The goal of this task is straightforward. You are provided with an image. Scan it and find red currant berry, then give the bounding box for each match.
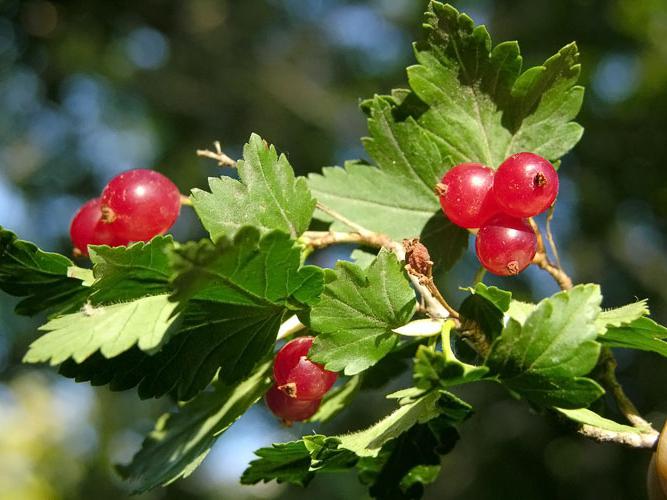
[437,163,500,228]
[273,336,337,401]
[265,385,321,424]
[100,169,181,241]
[70,198,128,257]
[493,152,559,217]
[475,214,537,276]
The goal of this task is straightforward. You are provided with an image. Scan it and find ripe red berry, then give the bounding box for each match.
[265,385,321,424]
[70,198,128,257]
[437,163,500,229]
[475,214,537,276]
[100,169,181,242]
[273,336,337,401]
[493,152,559,218]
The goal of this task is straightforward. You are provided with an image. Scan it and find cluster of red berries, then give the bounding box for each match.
[69,169,182,256]
[437,152,559,276]
[265,336,338,424]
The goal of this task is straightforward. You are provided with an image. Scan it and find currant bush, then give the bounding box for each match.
[273,336,337,400]
[437,162,499,228]
[100,169,181,241]
[69,198,128,257]
[493,152,559,218]
[475,214,537,276]
[265,385,321,423]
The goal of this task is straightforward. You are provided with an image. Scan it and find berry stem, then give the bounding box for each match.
[528,218,573,290]
[180,195,193,207]
[545,206,562,269]
[197,141,237,167]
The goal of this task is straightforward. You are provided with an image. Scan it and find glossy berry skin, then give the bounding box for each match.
[100,169,181,241]
[273,336,337,401]
[475,214,537,276]
[265,385,321,424]
[438,163,499,228]
[493,152,559,217]
[70,198,128,257]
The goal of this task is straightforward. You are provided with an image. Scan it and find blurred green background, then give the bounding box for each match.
[1,0,666,499]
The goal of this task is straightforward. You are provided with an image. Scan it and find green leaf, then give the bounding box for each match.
[241,441,314,487]
[242,389,470,492]
[24,294,181,365]
[170,227,323,309]
[309,250,417,375]
[308,3,582,270]
[0,227,90,315]
[119,360,272,493]
[556,407,642,434]
[596,300,649,331]
[58,229,325,401]
[460,283,511,341]
[88,236,174,303]
[191,133,315,240]
[309,375,363,423]
[358,416,460,500]
[486,284,605,409]
[599,317,667,358]
[337,390,454,458]
[413,323,489,390]
[414,2,583,165]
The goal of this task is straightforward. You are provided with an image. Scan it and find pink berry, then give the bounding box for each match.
[100,169,181,242]
[475,214,537,276]
[265,385,321,424]
[437,163,500,228]
[273,336,338,401]
[70,198,128,257]
[493,152,559,218]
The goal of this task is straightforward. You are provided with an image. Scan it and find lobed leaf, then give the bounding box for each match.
[0,227,90,315]
[191,133,316,240]
[599,317,667,358]
[486,284,604,408]
[309,249,417,375]
[119,360,272,493]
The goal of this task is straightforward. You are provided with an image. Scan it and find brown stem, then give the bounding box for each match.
[197,141,237,167]
[599,347,655,431]
[545,206,562,269]
[301,230,389,250]
[532,251,573,290]
[577,425,658,449]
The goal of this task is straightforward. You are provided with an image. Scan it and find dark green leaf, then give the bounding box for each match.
[309,250,417,375]
[358,416,460,500]
[599,317,667,358]
[191,133,315,240]
[88,236,174,303]
[119,360,272,493]
[309,3,582,269]
[241,441,314,487]
[0,227,89,315]
[486,284,604,408]
[56,229,324,400]
[460,283,511,341]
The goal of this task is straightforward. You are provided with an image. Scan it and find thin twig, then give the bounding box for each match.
[528,217,573,290]
[197,141,237,167]
[532,251,573,290]
[315,202,372,236]
[472,265,487,286]
[301,230,389,250]
[545,206,562,269]
[577,424,658,449]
